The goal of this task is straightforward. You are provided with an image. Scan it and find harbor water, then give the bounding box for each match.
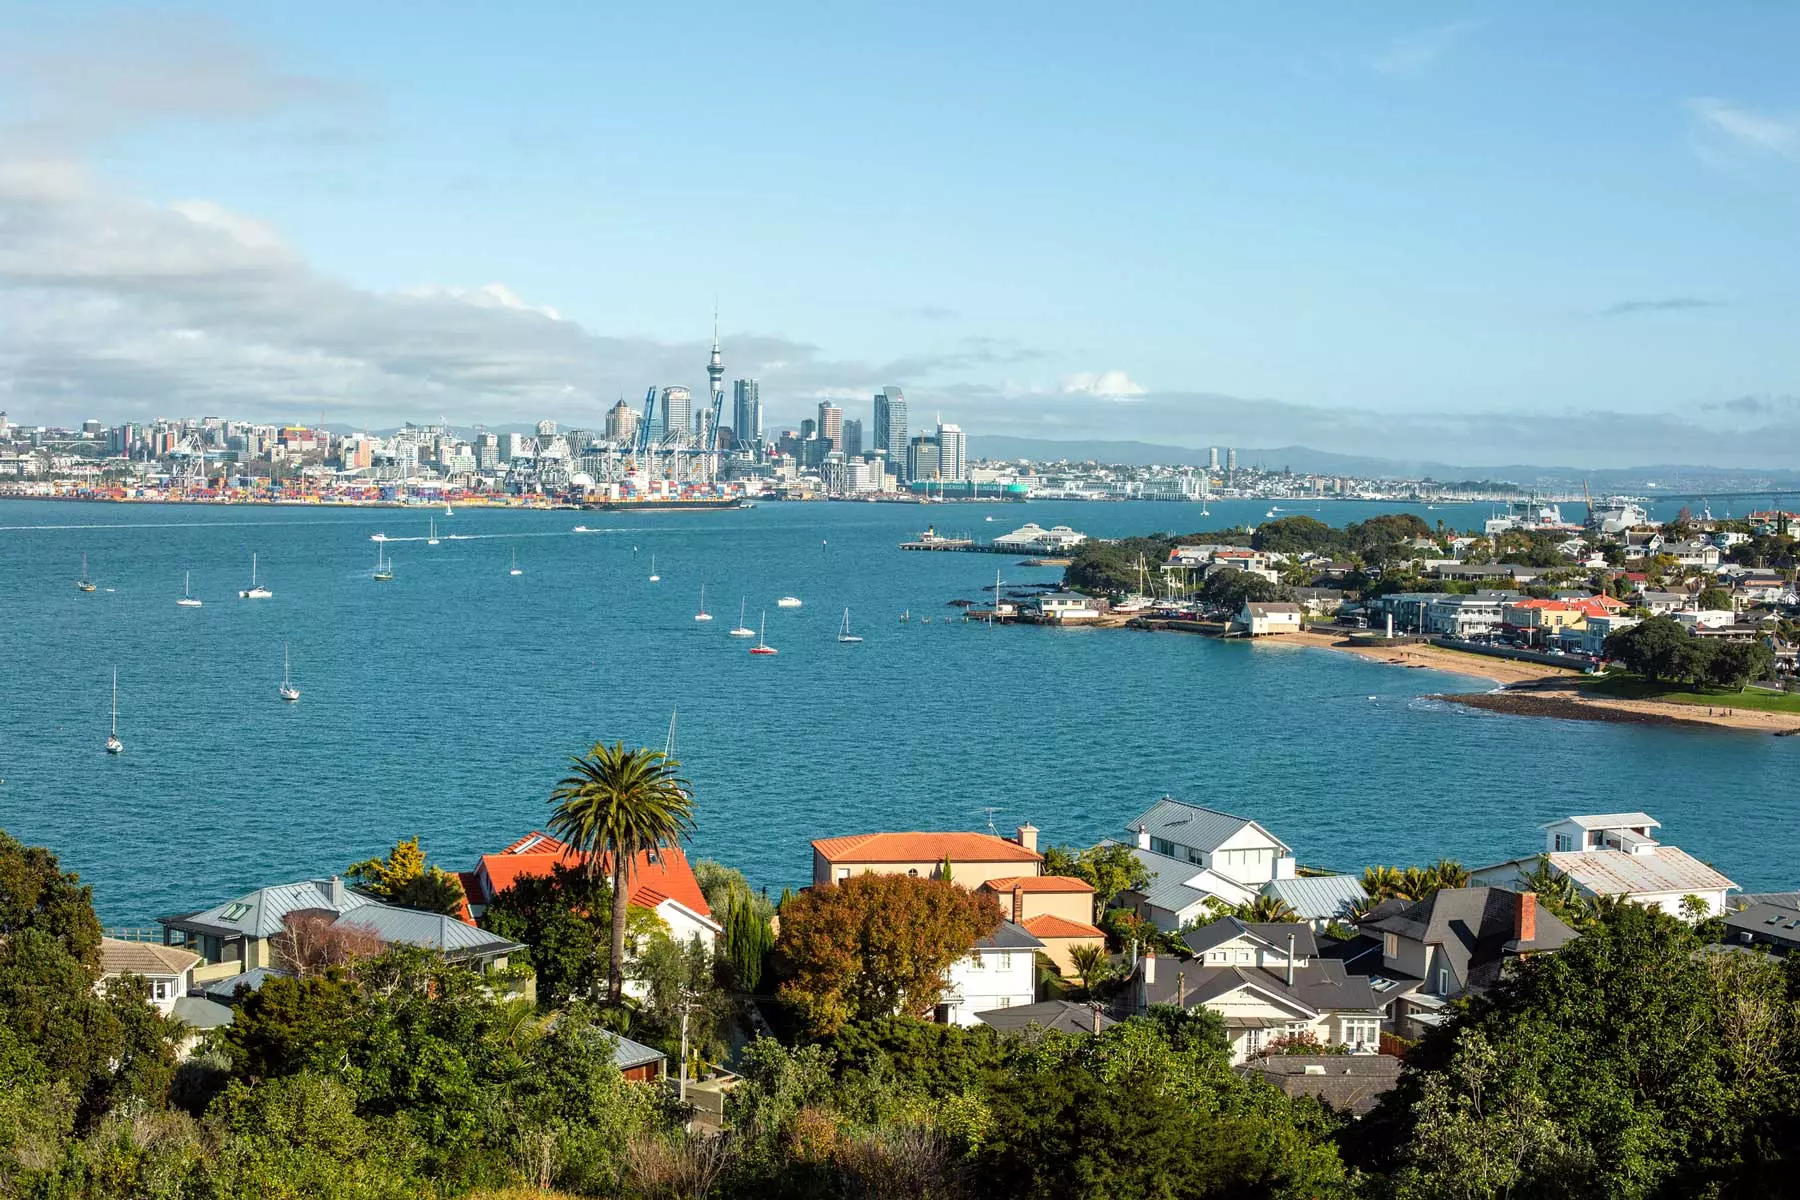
[1,497,1792,923]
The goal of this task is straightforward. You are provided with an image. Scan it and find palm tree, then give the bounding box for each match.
[1068,943,1109,999]
[1397,866,1436,903]
[1235,894,1299,923]
[1518,855,1583,923]
[1429,859,1470,891]
[1361,865,1408,902]
[549,742,697,1005]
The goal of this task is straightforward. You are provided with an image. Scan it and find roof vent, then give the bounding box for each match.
[1303,1065,1327,1075]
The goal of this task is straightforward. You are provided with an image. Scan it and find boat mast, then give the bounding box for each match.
[110,667,117,737]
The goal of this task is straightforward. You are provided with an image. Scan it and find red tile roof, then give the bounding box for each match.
[1019,914,1105,940]
[474,834,711,918]
[812,831,1043,865]
[980,875,1094,894]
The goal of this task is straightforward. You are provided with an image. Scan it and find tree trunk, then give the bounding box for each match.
[609,853,630,1005]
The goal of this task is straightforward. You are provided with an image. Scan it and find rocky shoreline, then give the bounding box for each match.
[1437,690,1718,729]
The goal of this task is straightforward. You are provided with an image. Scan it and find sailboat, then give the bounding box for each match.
[427,518,440,546]
[648,555,659,583]
[177,571,202,607]
[728,597,755,637]
[279,642,301,702]
[749,610,778,655]
[509,548,522,576]
[76,554,97,592]
[694,583,713,622]
[837,608,863,643]
[444,500,453,516]
[239,553,272,599]
[105,668,123,754]
[372,541,394,582]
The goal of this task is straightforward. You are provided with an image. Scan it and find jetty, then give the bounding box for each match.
[899,523,1088,555]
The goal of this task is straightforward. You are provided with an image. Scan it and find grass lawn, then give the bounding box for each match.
[1582,673,1800,713]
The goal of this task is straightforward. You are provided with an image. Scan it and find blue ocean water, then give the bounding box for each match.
[1,496,1792,923]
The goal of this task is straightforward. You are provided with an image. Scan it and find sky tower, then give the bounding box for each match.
[706,309,725,432]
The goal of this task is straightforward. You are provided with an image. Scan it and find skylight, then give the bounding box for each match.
[219,902,252,920]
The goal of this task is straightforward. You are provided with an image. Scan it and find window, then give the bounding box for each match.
[1383,933,1398,959]
[906,868,919,877]
[1236,950,1251,963]
[997,996,1011,1008]
[1151,837,1176,857]
[220,902,252,921]
[1436,968,1451,995]
[835,867,849,881]
[151,979,173,1001]
[1554,834,1573,852]
[1342,1018,1380,1048]
[996,952,1013,971]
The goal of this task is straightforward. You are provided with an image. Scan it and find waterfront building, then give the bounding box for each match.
[1127,798,1297,887]
[817,402,843,453]
[732,379,761,447]
[842,417,863,458]
[605,399,641,444]
[1234,601,1303,636]
[1259,874,1369,931]
[992,523,1088,553]
[936,422,966,481]
[99,938,201,1018]
[810,826,1042,888]
[1470,814,1739,920]
[660,387,692,442]
[874,387,908,473]
[906,436,940,482]
[1226,447,1238,476]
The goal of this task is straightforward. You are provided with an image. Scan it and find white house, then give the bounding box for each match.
[1666,540,1722,571]
[1425,594,1510,638]
[1470,813,1738,919]
[1135,919,1384,1064]
[1235,601,1303,636]
[1030,593,1100,623]
[1127,797,1297,887]
[1110,839,1259,931]
[939,921,1042,1025]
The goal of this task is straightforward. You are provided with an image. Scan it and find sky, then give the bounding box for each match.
[2,2,1799,466]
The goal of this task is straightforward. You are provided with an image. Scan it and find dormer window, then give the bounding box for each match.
[1554,834,1573,852]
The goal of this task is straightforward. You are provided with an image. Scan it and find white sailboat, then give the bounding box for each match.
[776,595,802,608]
[694,583,713,622]
[729,597,755,638]
[444,500,453,516]
[279,642,301,702]
[648,555,659,583]
[177,571,203,607]
[427,518,440,546]
[105,667,123,755]
[749,610,778,655]
[509,547,522,576]
[77,553,97,592]
[239,553,272,599]
[373,541,394,582]
[837,608,863,643]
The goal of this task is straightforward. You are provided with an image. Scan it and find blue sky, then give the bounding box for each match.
[3,2,1799,465]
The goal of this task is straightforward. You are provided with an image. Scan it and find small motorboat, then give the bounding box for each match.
[777,596,802,608]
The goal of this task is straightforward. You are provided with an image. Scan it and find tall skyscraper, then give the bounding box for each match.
[906,436,940,483]
[660,386,692,443]
[936,422,966,482]
[873,387,908,469]
[1208,446,1220,471]
[842,418,863,458]
[702,314,724,449]
[1226,447,1237,475]
[732,379,761,447]
[605,399,641,444]
[817,402,843,453]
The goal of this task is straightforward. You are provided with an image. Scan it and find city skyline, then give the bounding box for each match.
[4,5,1800,466]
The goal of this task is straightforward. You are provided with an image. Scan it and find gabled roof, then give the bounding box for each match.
[473,836,713,918]
[171,995,235,1030]
[1019,913,1105,940]
[609,1032,667,1072]
[1360,887,1577,992]
[99,938,200,978]
[1146,957,1380,1017]
[1263,875,1369,922]
[980,875,1093,894]
[975,920,1045,952]
[1183,916,1320,959]
[811,831,1041,866]
[1723,903,1800,945]
[1545,813,1660,832]
[1105,841,1257,914]
[977,1000,1116,1036]
[161,878,378,939]
[1127,798,1291,856]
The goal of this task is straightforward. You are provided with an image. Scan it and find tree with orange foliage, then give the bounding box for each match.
[775,873,1002,1036]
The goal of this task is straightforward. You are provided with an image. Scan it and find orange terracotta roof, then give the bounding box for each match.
[1019,914,1106,940]
[474,839,712,919]
[980,875,1094,894]
[812,831,1042,865]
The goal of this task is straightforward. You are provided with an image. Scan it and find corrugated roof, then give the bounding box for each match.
[980,875,1093,894]
[1105,841,1255,915]
[163,879,378,939]
[610,1032,666,1072]
[1019,914,1104,940]
[811,831,1041,866]
[337,905,518,956]
[1263,875,1368,921]
[1549,846,1736,896]
[1546,813,1660,832]
[99,938,199,977]
[198,967,278,1003]
[1126,798,1291,856]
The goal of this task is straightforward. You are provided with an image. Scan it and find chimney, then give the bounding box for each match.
[1136,823,1151,851]
[1011,884,1025,924]
[1143,948,1156,986]
[328,875,345,908]
[1516,891,1537,944]
[1286,932,1296,987]
[1015,823,1038,854]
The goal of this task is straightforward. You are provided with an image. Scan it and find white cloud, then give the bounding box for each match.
[1059,370,1148,398]
[1685,97,1800,164]
[1373,20,1484,77]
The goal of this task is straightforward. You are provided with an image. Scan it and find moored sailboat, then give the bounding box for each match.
[749,610,778,655]
[279,642,301,702]
[105,667,123,754]
[177,571,203,607]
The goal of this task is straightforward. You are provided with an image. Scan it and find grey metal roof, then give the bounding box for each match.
[609,1033,666,1072]
[1735,892,1800,912]
[198,966,279,1003]
[1102,841,1244,915]
[171,995,236,1030]
[1264,875,1369,922]
[1360,887,1578,993]
[161,878,378,939]
[1183,916,1320,959]
[338,905,518,957]
[1547,813,1660,832]
[976,1000,1116,1036]
[1126,797,1291,856]
[976,920,1045,952]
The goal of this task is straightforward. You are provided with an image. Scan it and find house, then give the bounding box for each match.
[1638,590,1694,615]
[99,938,200,1017]
[1235,601,1303,636]
[1126,797,1297,887]
[609,1032,668,1082]
[1135,918,1384,1064]
[977,999,1116,1036]
[1721,903,1800,957]
[1029,592,1101,623]
[1735,574,1796,605]
[1583,614,1640,657]
[465,832,721,951]
[811,826,1042,889]
[1291,587,1345,616]
[1501,599,1588,643]
[939,921,1042,1025]
[1470,814,1738,919]
[1261,874,1368,931]
[1666,540,1722,571]
[1235,1054,1403,1117]
[1353,888,1577,1039]
[157,876,524,988]
[1425,594,1510,638]
[1109,839,1259,931]
[1622,531,1665,560]
[977,875,1105,976]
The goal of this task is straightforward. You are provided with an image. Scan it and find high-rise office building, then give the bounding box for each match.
[1208,446,1220,471]
[732,379,761,447]
[800,418,816,440]
[936,422,966,482]
[1226,447,1237,474]
[817,403,843,453]
[906,436,940,483]
[536,419,558,438]
[660,386,692,443]
[604,399,640,444]
[873,387,908,470]
[842,418,863,458]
